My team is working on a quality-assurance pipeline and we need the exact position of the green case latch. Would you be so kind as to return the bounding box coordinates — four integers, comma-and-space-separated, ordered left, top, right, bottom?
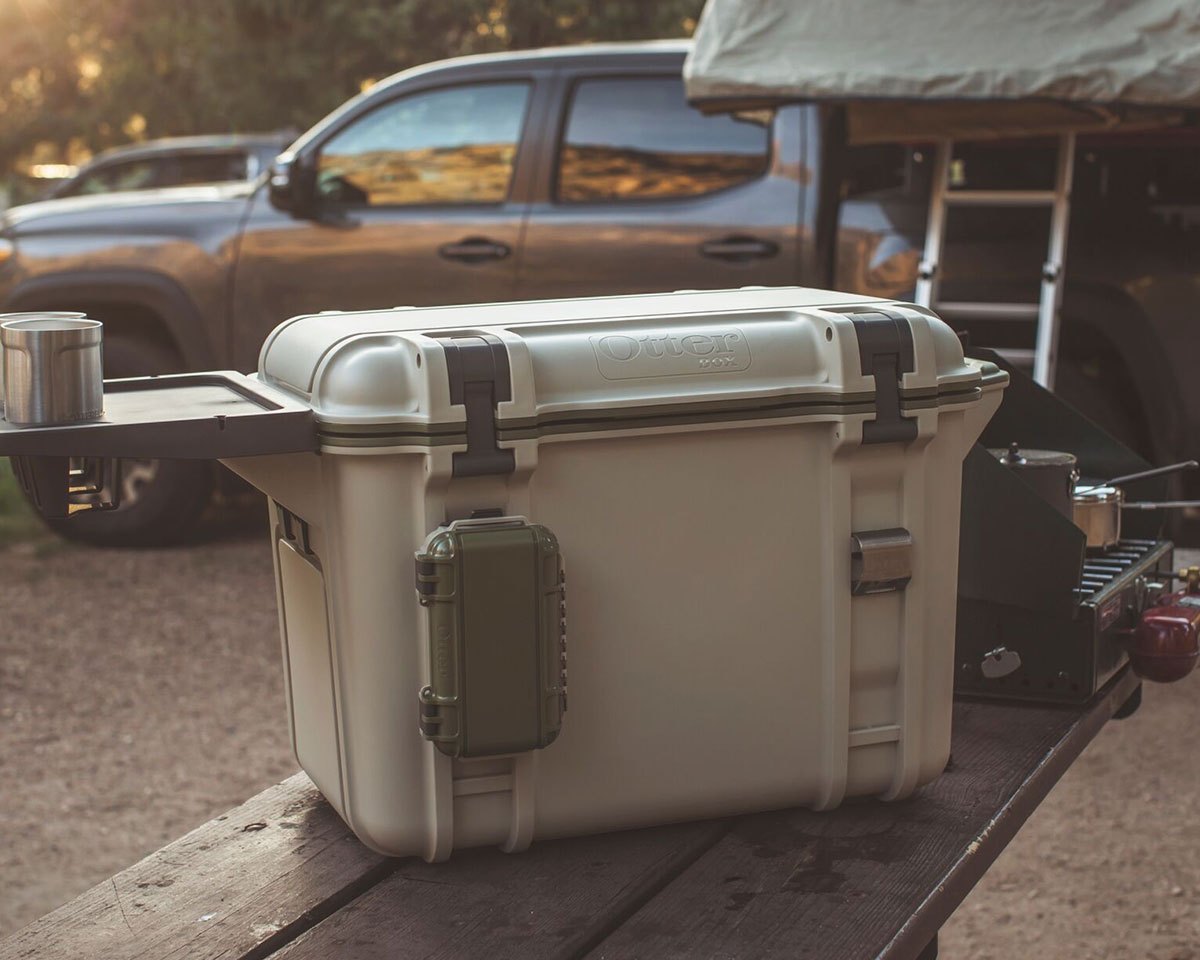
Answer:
415, 517, 565, 758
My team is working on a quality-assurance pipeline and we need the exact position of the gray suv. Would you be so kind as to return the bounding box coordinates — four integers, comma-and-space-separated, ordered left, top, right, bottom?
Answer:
2, 40, 1199, 545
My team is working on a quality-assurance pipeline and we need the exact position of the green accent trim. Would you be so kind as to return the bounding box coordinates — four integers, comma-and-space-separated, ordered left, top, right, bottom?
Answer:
503, 402, 876, 440
317, 420, 466, 437
317, 430, 465, 448
500, 391, 878, 431
315, 380, 984, 448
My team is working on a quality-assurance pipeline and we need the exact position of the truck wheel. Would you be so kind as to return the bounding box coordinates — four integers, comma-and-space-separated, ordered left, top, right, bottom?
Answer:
34, 336, 215, 548
1054, 353, 1150, 460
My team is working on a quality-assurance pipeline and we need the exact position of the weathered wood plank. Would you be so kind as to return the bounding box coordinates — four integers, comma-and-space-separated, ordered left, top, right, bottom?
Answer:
877, 668, 1141, 959
0, 772, 390, 960
273, 821, 728, 960
4, 671, 1139, 960
583, 668, 1140, 960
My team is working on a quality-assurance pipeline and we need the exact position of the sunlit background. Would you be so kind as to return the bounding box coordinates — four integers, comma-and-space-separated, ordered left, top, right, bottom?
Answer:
0, 0, 702, 205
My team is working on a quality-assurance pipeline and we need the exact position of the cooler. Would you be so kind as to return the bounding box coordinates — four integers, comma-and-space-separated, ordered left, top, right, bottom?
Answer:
0, 287, 1007, 859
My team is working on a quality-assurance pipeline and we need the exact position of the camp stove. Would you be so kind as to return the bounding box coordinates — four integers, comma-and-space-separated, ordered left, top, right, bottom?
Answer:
954, 350, 1196, 705
957, 537, 1175, 703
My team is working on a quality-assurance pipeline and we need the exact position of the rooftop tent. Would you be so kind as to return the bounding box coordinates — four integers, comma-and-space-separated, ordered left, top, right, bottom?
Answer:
683, 0, 1200, 142
683, 0, 1200, 388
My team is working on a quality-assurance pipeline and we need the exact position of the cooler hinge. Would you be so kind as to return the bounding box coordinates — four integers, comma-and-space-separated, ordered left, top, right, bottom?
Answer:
851, 311, 918, 445
434, 333, 516, 478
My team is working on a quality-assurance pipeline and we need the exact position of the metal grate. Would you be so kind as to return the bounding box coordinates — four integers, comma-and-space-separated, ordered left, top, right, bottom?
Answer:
1074, 539, 1162, 599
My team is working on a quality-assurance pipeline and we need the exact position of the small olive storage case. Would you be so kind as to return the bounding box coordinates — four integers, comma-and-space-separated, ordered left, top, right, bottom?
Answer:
226, 287, 1007, 860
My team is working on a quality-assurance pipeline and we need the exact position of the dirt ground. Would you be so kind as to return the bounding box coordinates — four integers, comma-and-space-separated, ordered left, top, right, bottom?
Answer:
1, 520, 1198, 956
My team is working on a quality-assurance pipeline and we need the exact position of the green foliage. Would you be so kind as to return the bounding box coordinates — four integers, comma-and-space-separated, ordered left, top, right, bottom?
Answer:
0, 460, 42, 544
0, 0, 704, 176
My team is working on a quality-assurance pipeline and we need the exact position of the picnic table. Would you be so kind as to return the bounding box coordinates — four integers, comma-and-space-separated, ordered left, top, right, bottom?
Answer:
1, 667, 1140, 960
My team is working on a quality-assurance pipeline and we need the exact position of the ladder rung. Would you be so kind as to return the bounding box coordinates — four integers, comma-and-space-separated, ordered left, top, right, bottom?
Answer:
936, 302, 1041, 321
943, 190, 1058, 207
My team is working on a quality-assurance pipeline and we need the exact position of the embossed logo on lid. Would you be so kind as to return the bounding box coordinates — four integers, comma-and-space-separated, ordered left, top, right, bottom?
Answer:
589, 327, 751, 380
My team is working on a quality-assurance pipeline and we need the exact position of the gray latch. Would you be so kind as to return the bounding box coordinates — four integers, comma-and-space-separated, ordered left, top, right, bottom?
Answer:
433, 333, 515, 478
850, 528, 913, 595
981, 646, 1022, 679
850, 311, 918, 445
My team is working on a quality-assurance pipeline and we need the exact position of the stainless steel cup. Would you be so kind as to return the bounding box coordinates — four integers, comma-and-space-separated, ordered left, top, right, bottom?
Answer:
0, 314, 103, 426
0, 311, 89, 419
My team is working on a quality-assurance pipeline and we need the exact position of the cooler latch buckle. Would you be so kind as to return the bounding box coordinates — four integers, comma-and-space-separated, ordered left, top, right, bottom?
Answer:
850, 311, 918, 445
433, 332, 516, 478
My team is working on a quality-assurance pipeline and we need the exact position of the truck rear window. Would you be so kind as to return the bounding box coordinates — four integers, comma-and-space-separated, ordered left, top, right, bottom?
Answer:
317, 82, 530, 206
556, 77, 770, 202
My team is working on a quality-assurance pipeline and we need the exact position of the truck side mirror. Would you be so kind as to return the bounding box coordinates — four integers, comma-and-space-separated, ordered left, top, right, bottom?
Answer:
267, 153, 315, 217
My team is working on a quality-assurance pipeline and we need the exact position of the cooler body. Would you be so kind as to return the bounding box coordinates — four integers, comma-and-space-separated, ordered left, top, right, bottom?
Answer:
224, 287, 1006, 859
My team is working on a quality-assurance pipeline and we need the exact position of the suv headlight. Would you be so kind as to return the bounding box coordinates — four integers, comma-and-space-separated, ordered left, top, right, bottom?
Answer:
0, 238, 13, 267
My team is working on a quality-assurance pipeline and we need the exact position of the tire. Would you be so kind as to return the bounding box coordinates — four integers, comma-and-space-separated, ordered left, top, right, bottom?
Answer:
1054, 348, 1196, 542
1054, 352, 1150, 460
35, 335, 215, 548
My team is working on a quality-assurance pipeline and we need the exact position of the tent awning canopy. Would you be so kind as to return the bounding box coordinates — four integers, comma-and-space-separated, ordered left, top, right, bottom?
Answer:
684, 0, 1200, 142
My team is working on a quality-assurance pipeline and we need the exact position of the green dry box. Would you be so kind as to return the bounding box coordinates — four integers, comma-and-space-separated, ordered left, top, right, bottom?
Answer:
415, 517, 566, 758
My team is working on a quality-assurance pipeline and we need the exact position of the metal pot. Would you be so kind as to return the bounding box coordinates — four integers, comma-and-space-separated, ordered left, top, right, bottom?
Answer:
989, 442, 1077, 518
1072, 484, 1123, 549
1072, 460, 1200, 550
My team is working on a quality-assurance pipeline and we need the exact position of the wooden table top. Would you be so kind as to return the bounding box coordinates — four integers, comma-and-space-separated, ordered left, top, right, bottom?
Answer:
0, 668, 1140, 960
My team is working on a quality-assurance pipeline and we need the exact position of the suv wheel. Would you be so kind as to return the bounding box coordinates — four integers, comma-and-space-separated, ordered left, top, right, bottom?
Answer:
34, 335, 215, 548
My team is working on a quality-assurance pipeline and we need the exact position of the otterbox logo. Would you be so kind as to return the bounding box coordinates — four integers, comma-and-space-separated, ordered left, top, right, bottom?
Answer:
590, 328, 751, 380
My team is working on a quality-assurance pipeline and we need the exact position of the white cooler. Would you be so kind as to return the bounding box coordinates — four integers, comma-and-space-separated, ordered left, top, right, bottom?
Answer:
213, 287, 1008, 859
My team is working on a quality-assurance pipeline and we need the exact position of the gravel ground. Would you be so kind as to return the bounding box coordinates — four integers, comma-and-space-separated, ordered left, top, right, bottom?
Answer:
0, 526, 1197, 955
0, 508, 296, 937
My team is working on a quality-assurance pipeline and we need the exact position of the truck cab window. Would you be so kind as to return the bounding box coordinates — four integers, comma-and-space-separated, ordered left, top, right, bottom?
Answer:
836, 143, 933, 300
841, 144, 932, 200
171, 152, 249, 185
556, 77, 771, 202
71, 159, 162, 196
316, 82, 530, 206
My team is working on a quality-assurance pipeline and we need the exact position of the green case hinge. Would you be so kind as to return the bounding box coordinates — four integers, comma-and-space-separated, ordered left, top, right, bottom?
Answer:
415, 517, 565, 758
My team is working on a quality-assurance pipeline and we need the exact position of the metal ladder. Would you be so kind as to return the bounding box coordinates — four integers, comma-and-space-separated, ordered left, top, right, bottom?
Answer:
914, 133, 1076, 389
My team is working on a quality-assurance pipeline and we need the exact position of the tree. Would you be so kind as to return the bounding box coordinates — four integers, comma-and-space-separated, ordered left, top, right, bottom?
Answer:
0, 0, 703, 179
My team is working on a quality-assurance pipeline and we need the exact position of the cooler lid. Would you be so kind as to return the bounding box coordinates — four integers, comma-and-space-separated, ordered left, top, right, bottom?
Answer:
257, 287, 999, 450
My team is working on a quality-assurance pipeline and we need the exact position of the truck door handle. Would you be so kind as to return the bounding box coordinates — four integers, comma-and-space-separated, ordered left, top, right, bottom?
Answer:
438, 237, 511, 264
699, 235, 779, 262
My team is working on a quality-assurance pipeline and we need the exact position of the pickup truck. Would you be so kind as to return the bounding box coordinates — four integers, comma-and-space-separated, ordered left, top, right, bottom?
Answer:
2, 39, 1197, 545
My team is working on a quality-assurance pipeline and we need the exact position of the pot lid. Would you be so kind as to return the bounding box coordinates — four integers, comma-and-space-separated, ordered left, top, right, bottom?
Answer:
1074, 484, 1122, 503
989, 442, 1076, 468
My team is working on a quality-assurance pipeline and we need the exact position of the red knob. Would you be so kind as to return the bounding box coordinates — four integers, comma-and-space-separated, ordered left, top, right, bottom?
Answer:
1132, 612, 1200, 683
